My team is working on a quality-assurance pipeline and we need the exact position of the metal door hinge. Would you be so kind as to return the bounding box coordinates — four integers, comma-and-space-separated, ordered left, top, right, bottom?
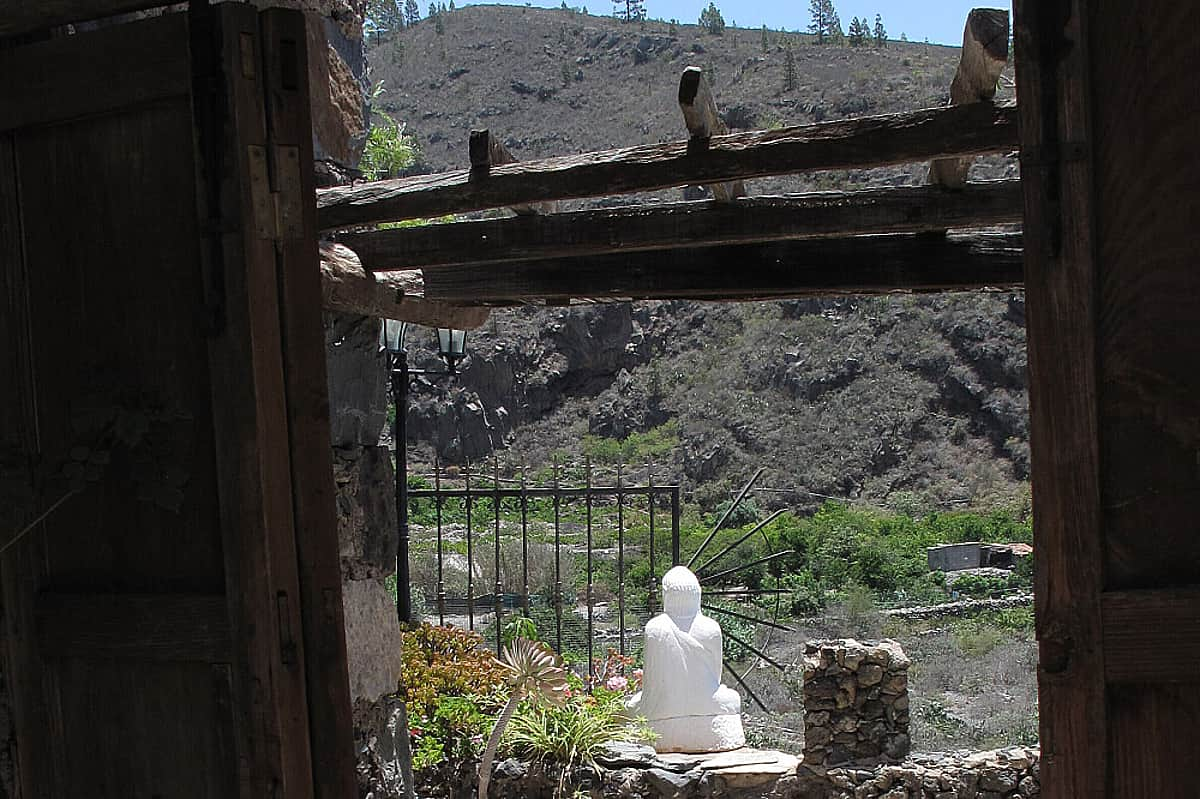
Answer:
248, 144, 303, 241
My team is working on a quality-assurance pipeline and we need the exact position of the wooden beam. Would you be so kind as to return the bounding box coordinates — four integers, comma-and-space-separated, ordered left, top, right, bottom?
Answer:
930, 9, 1010, 188
319, 241, 489, 327
1103, 588, 1200, 683
678, 66, 745, 202
36, 593, 232, 662
0, 0, 173, 37
468, 129, 556, 215
343, 181, 1022, 271
418, 229, 1023, 304
318, 100, 1018, 230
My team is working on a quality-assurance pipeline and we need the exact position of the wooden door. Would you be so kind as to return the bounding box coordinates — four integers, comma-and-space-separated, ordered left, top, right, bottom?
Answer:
1016, 0, 1200, 796
0, 6, 354, 797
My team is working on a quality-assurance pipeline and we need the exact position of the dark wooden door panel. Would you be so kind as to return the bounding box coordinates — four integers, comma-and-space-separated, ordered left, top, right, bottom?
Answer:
1, 7, 353, 796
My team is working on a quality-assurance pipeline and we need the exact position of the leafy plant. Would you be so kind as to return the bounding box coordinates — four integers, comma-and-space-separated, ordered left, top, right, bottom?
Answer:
400, 624, 508, 722
361, 108, 420, 180
479, 637, 571, 799
505, 677, 653, 786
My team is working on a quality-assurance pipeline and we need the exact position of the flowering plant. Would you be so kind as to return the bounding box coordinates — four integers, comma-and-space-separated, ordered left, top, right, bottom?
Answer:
588, 648, 642, 695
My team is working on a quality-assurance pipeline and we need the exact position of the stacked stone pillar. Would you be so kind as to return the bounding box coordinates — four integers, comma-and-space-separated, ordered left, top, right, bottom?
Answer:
802, 639, 911, 767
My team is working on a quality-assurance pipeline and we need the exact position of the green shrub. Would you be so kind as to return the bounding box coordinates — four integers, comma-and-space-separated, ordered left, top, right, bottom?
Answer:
953, 624, 1005, 657
400, 624, 508, 722
361, 112, 420, 180
412, 694, 494, 771
505, 678, 654, 774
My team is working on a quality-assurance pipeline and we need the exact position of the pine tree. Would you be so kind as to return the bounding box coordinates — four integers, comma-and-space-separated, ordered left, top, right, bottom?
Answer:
783, 45, 798, 91
873, 14, 887, 48
448, 0, 455, 9
807, 0, 828, 44
427, 1, 436, 19
761, 24, 769, 53
828, 7, 843, 44
698, 2, 724, 35
626, 0, 645, 22
367, 0, 405, 35
847, 17, 865, 46
404, 0, 420, 25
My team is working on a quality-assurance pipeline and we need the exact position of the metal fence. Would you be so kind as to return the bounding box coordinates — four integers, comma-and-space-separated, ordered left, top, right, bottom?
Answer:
405, 459, 680, 681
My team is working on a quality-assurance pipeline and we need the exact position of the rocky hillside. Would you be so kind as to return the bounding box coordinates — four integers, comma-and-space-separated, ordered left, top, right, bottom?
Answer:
370, 5, 1028, 513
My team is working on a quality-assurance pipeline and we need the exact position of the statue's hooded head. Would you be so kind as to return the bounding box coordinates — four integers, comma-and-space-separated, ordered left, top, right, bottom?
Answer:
661, 565, 702, 619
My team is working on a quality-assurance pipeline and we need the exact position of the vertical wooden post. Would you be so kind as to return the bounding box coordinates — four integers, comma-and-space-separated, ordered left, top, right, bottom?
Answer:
259, 9, 357, 797
1013, 0, 1107, 795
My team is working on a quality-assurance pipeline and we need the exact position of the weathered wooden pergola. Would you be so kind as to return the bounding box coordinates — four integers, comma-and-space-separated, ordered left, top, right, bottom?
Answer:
1, 0, 1197, 797
318, 11, 1018, 317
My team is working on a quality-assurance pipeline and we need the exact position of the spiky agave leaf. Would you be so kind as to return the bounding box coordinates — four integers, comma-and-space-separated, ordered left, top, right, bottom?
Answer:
498, 637, 570, 707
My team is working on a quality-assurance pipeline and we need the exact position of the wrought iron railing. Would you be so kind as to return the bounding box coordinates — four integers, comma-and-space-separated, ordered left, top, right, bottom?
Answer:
405, 459, 680, 683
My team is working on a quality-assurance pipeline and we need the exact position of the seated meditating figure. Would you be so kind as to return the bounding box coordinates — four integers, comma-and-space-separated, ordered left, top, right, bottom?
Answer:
627, 565, 745, 753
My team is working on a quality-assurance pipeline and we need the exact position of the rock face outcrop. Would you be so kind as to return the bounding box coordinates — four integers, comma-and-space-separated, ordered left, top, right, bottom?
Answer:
802, 639, 912, 766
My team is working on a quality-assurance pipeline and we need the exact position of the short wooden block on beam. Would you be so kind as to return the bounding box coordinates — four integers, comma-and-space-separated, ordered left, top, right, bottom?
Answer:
342, 181, 1023, 272
469, 129, 556, 215
418, 229, 1024, 304
929, 8, 1010, 188
678, 66, 745, 202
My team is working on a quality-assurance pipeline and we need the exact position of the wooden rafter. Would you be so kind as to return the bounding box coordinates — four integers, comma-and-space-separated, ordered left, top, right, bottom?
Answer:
415, 229, 1023, 305
317, 100, 1017, 230
339, 180, 1022, 272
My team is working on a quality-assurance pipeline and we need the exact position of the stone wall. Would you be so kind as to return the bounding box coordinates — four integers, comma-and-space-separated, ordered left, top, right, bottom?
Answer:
802, 639, 911, 767
326, 312, 408, 798
436, 743, 1042, 799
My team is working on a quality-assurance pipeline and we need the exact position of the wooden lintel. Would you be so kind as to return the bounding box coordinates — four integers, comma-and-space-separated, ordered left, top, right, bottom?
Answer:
678, 66, 745, 202
418, 229, 1024, 304
468, 129, 556, 215
36, 592, 232, 662
318, 101, 1018, 230
0, 0, 174, 37
930, 8, 1010, 188
319, 241, 489, 328
342, 181, 1023, 272
1102, 588, 1200, 683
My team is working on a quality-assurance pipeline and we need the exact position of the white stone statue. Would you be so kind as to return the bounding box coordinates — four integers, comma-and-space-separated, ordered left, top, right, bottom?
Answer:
628, 565, 745, 753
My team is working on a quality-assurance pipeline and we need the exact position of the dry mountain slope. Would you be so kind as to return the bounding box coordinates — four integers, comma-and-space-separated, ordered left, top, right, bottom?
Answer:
367, 5, 1027, 513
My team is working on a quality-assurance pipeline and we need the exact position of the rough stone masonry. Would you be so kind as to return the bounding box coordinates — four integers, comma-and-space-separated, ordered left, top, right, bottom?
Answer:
802, 639, 912, 767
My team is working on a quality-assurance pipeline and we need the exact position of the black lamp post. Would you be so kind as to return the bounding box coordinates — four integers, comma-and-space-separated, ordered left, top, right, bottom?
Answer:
381, 319, 467, 625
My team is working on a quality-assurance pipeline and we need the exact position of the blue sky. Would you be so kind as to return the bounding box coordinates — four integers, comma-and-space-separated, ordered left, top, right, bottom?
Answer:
461, 1, 1010, 46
